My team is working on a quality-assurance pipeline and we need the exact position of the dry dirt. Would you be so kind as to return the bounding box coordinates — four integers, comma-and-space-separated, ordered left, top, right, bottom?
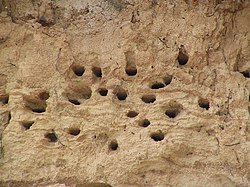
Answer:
0, 0, 250, 187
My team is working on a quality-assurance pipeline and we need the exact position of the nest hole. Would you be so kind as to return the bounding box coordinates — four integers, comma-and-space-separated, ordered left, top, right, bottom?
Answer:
68, 99, 81, 105
177, 45, 189, 65
240, 69, 250, 78
92, 66, 102, 78
151, 82, 165, 89
116, 90, 128, 100
98, 88, 108, 96
165, 108, 180, 118
127, 111, 139, 118
72, 65, 85, 76
21, 121, 34, 130
139, 119, 150, 127
150, 131, 164, 141
198, 98, 210, 110
0, 94, 9, 105
141, 95, 156, 103
45, 132, 57, 142
125, 67, 137, 76
68, 128, 80, 136
32, 107, 46, 113
109, 140, 118, 151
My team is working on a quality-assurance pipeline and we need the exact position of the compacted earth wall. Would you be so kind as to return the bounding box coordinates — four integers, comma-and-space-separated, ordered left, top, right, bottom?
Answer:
0, 0, 250, 186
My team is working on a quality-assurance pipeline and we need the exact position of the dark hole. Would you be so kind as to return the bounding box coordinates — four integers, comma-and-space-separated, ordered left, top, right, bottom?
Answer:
150, 131, 164, 141
38, 16, 54, 27
69, 99, 81, 105
240, 70, 250, 78
98, 88, 108, 96
68, 128, 80, 136
109, 140, 118, 150
72, 65, 85, 76
39, 91, 49, 100
151, 82, 165, 89
116, 91, 127, 100
140, 119, 150, 127
22, 121, 34, 130
141, 95, 156, 103
45, 132, 57, 142
177, 46, 189, 65
198, 98, 210, 110
127, 111, 139, 118
92, 67, 102, 78
164, 75, 173, 85
0, 95, 9, 105
125, 67, 137, 76
165, 109, 179, 118
7, 111, 11, 124
32, 107, 46, 113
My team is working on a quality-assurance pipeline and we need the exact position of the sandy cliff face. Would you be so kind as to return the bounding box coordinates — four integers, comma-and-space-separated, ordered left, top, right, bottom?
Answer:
0, 0, 250, 186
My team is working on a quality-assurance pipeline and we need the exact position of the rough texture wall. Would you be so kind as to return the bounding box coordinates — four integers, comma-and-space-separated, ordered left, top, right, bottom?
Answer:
0, 0, 250, 186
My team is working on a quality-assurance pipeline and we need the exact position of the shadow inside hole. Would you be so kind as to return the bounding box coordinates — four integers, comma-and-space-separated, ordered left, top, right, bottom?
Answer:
240, 69, 250, 78
198, 98, 210, 110
98, 88, 108, 96
151, 82, 165, 89
68, 128, 80, 136
68, 99, 81, 105
140, 119, 150, 127
116, 90, 127, 100
0, 94, 9, 105
164, 75, 173, 85
165, 109, 180, 118
127, 111, 139, 118
109, 140, 118, 150
150, 131, 164, 141
44, 132, 57, 142
141, 95, 156, 103
125, 67, 137, 76
21, 121, 34, 130
177, 45, 189, 65
32, 107, 46, 113
92, 66, 102, 77
72, 65, 85, 76
38, 91, 49, 100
